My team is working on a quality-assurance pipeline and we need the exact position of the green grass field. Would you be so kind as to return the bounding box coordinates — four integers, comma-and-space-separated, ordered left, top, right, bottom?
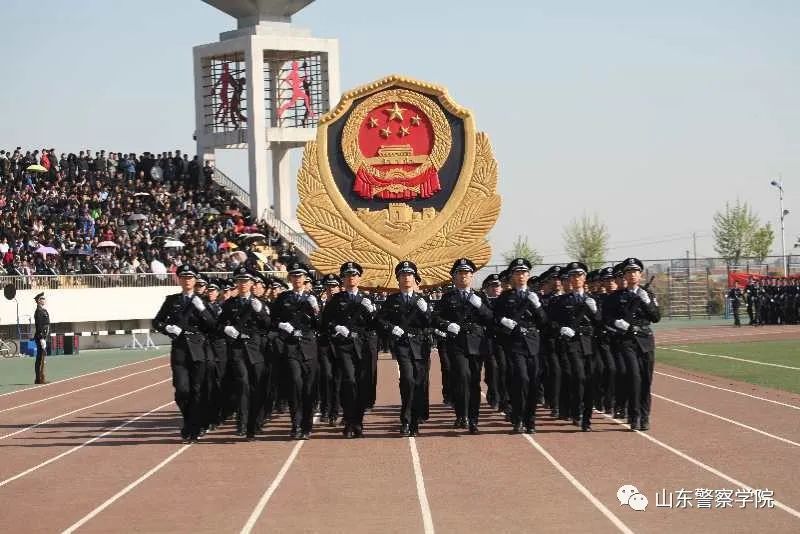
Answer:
0, 348, 167, 395
657, 340, 800, 394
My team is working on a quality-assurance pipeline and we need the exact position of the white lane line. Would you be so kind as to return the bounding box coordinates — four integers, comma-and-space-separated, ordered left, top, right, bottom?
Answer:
655, 370, 800, 411
61, 444, 192, 534
662, 347, 800, 370
0, 401, 174, 488
0, 364, 170, 414
600, 413, 800, 520
522, 435, 634, 534
240, 439, 305, 534
408, 437, 435, 534
0, 378, 171, 440
0, 353, 168, 398
652, 393, 800, 448
240, 412, 321, 534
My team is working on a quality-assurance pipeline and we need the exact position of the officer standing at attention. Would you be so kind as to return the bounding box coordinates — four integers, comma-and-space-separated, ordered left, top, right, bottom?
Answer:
153, 264, 216, 442
218, 266, 272, 440
728, 281, 744, 327
322, 261, 377, 438
272, 262, 321, 440
433, 258, 494, 434
603, 258, 660, 431
376, 261, 432, 436
493, 258, 547, 433
33, 293, 50, 384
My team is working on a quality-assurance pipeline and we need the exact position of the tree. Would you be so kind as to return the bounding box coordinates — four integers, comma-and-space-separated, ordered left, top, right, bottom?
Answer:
562, 214, 609, 269
712, 200, 774, 265
502, 235, 542, 266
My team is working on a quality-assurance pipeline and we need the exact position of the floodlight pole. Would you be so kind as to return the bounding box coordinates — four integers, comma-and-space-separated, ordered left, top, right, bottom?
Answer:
771, 178, 788, 276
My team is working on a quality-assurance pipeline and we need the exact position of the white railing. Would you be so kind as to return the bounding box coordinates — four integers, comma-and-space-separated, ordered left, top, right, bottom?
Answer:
261, 209, 315, 256
212, 167, 251, 207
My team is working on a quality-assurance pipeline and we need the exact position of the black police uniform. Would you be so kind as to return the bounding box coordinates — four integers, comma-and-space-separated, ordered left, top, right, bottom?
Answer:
432, 259, 494, 433
482, 274, 507, 412
602, 258, 661, 431
322, 262, 377, 437
376, 261, 432, 435
217, 268, 272, 439
318, 274, 342, 425
203, 279, 230, 429
272, 265, 320, 439
728, 286, 744, 326
33, 294, 50, 384
493, 259, 547, 433
153, 265, 217, 440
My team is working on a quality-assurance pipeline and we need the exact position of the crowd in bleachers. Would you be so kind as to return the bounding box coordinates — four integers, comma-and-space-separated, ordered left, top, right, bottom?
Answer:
0, 147, 298, 278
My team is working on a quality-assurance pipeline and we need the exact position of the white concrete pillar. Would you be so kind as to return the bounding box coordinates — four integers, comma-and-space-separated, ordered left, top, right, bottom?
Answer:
245, 39, 269, 218
271, 144, 291, 219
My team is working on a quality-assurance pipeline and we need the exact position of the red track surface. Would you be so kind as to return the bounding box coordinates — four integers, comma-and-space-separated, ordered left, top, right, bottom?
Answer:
1, 327, 798, 533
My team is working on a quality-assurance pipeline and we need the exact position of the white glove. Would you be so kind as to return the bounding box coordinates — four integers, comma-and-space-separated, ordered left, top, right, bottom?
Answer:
250, 298, 263, 313
306, 295, 319, 310
468, 293, 483, 308
636, 287, 651, 305
191, 296, 206, 311
223, 325, 240, 339
415, 298, 428, 312
560, 326, 576, 338
292, 329, 303, 338
527, 292, 541, 309
391, 326, 405, 337
614, 319, 630, 331
278, 322, 295, 334
585, 297, 597, 313
500, 317, 517, 330
165, 324, 182, 336
361, 298, 375, 313
446, 322, 461, 335
38, 339, 46, 350
334, 325, 350, 337
434, 329, 447, 338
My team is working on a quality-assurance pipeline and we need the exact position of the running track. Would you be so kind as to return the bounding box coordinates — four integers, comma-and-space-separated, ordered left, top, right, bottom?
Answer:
0, 326, 798, 533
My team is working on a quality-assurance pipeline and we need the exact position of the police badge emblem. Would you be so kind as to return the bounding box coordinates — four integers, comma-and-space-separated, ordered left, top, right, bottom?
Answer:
297, 75, 501, 287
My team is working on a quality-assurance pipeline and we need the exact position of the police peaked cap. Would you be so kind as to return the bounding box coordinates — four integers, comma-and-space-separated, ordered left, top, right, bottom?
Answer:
612, 263, 625, 278
508, 257, 532, 272
622, 257, 644, 272
599, 266, 615, 279
252, 271, 269, 285
498, 269, 510, 283
395, 260, 422, 282
482, 273, 502, 287
270, 277, 289, 290
527, 276, 539, 288
450, 258, 476, 275
541, 265, 562, 281
288, 262, 311, 276
340, 261, 363, 277
177, 263, 198, 278
232, 266, 254, 280
565, 261, 588, 276
196, 273, 209, 286
322, 273, 341, 286
34, 292, 45, 301
206, 278, 222, 290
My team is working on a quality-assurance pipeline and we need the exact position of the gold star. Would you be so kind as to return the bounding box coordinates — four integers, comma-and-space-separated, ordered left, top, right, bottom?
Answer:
410, 115, 422, 126
379, 126, 392, 138
398, 126, 410, 137
368, 116, 379, 128
385, 102, 406, 122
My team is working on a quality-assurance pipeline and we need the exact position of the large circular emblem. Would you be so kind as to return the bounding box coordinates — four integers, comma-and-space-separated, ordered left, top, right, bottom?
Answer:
342, 89, 452, 200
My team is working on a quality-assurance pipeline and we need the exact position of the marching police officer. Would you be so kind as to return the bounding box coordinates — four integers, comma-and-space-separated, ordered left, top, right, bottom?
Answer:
493, 258, 547, 433
594, 266, 618, 415
322, 261, 377, 438
218, 266, 272, 440
33, 292, 50, 384
203, 278, 228, 431
318, 273, 342, 425
538, 266, 564, 418
603, 258, 660, 431
482, 273, 507, 413
728, 281, 744, 327
432, 258, 494, 434
549, 262, 601, 431
153, 264, 217, 442
272, 262, 321, 440
376, 261, 432, 436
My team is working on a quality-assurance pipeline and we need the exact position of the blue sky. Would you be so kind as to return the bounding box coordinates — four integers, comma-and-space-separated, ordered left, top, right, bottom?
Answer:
1, 0, 798, 264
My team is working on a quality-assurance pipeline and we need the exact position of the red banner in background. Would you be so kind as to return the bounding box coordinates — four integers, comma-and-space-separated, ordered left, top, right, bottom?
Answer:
728, 272, 800, 287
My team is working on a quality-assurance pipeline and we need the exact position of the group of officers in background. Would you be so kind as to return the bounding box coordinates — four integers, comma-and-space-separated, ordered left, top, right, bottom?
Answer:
154, 255, 660, 443
728, 277, 800, 327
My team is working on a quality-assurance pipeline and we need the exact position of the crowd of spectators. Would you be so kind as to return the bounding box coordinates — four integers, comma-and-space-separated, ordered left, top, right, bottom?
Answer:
0, 146, 299, 279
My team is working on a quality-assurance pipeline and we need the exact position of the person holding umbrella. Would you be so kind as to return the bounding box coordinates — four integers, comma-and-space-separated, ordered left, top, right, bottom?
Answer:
33, 292, 50, 384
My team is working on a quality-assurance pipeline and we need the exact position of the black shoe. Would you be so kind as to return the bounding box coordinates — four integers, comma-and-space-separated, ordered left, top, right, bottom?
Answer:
524, 425, 535, 434
189, 433, 200, 443
454, 417, 467, 429
512, 422, 523, 434
571, 417, 580, 427
410, 423, 419, 437
343, 425, 354, 439
246, 433, 256, 441
180, 427, 191, 441
198, 427, 207, 437
353, 425, 364, 438
639, 418, 650, 431
468, 421, 479, 434
299, 432, 310, 440
400, 423, 411, 437
208, 424, 218, 432
549, 408, 558, 418
604, 407, 614, 416
581, 425, 592, 432
628, 417, 639, 431
328, 415, 338, 427
236, 425, 247, 437
290, 427, 301, 439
